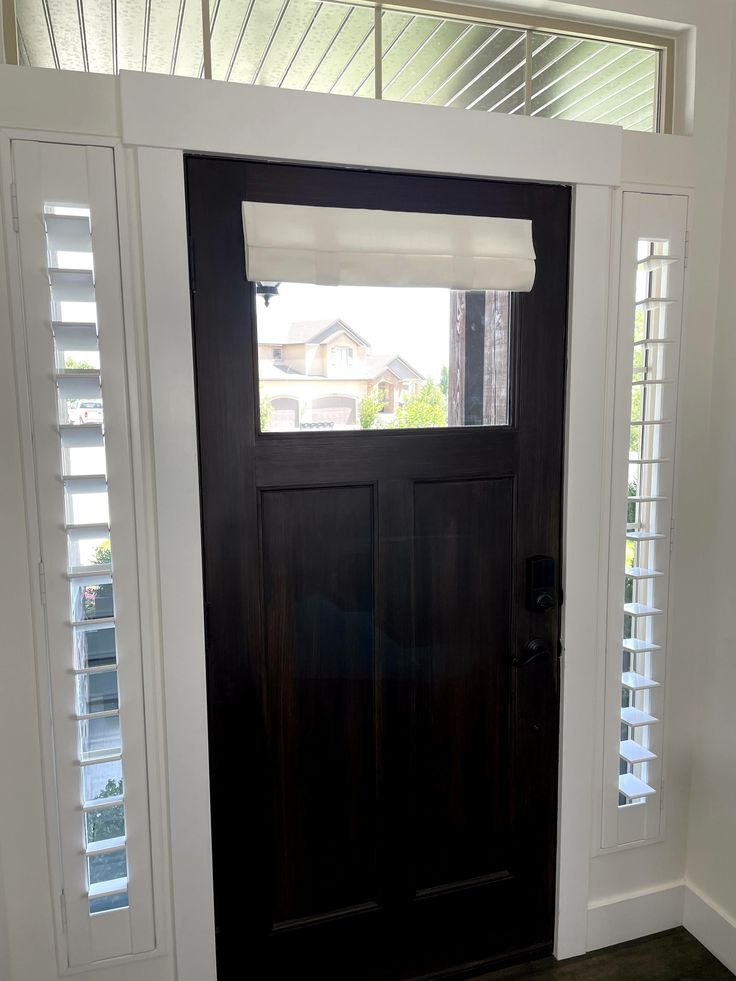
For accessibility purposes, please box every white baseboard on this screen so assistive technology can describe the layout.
[586,881,685,952]
[684,882,736,975]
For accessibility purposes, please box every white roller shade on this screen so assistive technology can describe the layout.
[242,202,536,292]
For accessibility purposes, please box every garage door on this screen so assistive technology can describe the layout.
[311,396,356,426]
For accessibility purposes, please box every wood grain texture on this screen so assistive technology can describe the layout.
[187,155,571,979]
[414,478,513,892]
[261,486,376,923]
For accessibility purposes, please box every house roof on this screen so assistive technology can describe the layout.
[366,355,424,382]
[261,318,371,347]
[258,356,424,382]
[258,317,425,382]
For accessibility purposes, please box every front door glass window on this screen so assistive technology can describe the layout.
[255,283,511,432]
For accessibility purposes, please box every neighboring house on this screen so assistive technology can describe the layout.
[258,318,424,430]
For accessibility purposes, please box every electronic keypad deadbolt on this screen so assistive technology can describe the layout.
[526,555,557,613]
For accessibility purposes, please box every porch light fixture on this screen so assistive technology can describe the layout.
[256,281,281,306]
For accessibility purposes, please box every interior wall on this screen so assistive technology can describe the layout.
[0,159,61,981]
[685,6,736,926]
[586,0,733,915]
[0,845,10,981]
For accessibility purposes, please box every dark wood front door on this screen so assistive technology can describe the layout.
[187,157,570,980]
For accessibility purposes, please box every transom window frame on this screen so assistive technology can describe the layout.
[7,0,675,134]
[378,1,674,131]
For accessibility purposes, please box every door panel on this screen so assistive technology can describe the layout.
[187,156,570,980]
[414,478,513,893]
[261,485,377,924]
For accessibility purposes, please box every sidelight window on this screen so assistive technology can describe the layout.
[10,141,157,967]
[601,191,688,848]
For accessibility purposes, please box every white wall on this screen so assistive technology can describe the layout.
[683,3,736,952]
[0,845,9,981]
[585,0,733,919]
[0,150,61,981]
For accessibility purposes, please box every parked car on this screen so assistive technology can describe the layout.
[69,399,103,425]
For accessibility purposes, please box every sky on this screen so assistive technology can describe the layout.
[255,283,451,381]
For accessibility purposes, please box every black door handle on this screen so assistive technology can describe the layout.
[514,639,551,668]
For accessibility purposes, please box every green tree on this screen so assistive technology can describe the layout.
[393,380,447,429]
[81,540,113,617]
[64,356,94,370]
[439,365,449,396]
[86,779,124,843]
[358,387,386,429]
[260,395,273,432]
[92,539,112,565]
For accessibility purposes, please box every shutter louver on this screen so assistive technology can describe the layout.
[11,141,155,966]
[43,207,131,917]
[603,192,688,844]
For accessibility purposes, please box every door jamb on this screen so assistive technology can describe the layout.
[137,150,612,971]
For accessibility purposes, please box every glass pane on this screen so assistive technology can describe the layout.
[255,284,510,432]
[60,426,107,477]
[381,14,525,113]
[71,577,115,622]
[88,848,127,885]
[628,462,664,501]
[64,476,109,524]
[53,297,97,325]
[149,0,203,78]
[531,32,658,133]
[76,669,120,715]
[57,375,103,426]
[83,759,123,804]
[80,714,121,760]
[49,267,95,302]
[54,324,101,370]
[45,213,93,269]
[74,622,116,670]
[86,803,126,844]
[67,527,111,571]
[89,890,128,914]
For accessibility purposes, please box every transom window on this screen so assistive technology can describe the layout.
[12,0,672,133]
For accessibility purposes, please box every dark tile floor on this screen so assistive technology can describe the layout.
[478,929,733,980]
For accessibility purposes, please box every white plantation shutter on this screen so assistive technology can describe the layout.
[10,141,155,965]
[242,202,537,291]
[602,191,688,848]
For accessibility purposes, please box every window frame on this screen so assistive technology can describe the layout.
[10,0,675,134]
[599,189,688,850]
[4,136,166,972]
[330,344,354,367]
[386,0,674,130]
[378,2,673,133]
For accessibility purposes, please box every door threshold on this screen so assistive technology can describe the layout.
[411,942,554,981]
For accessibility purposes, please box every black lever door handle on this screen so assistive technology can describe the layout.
[514,639,551,668]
